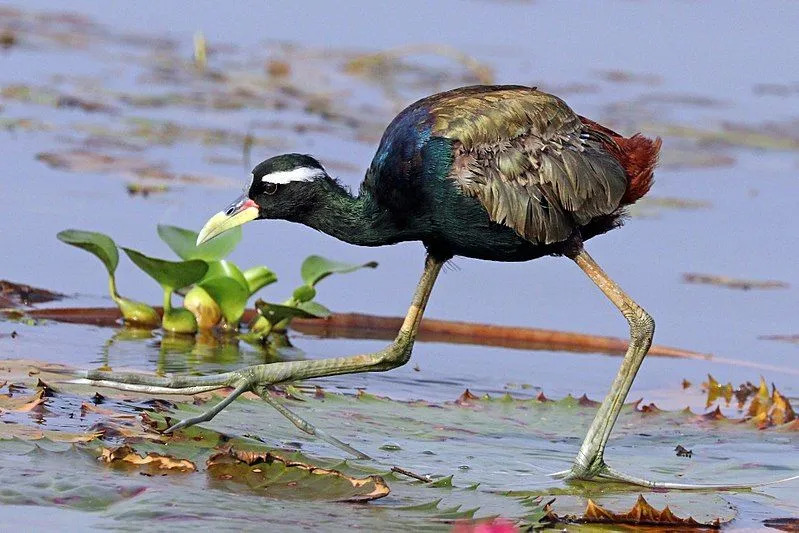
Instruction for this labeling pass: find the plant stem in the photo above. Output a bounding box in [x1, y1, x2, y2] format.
[162, 288, 173, 313]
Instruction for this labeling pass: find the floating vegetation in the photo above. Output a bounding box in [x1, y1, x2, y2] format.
[57, 224, 376, 338]
[683, 273, 789, 291]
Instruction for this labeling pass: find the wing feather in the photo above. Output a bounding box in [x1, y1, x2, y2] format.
[442, 87, 628, 244]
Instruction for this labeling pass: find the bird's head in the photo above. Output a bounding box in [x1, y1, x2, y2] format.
[196, 153, 332, 245]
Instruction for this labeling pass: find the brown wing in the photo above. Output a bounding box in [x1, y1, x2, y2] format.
[435, 87, 628, 245]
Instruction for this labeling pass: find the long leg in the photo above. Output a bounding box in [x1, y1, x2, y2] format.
[563, 247, 655, 480]
[548, 248, 799, 489]
[75, 255, 444, 453]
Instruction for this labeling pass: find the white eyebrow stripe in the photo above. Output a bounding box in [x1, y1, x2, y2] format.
[262, 167, 324, 184]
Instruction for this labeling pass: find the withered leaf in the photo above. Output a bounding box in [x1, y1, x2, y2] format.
[207, 448, 389, 502]
[683, 273, 789, 291]
[0, 388, 46, 412]
[763, 517, 799, 532]
[456, 389, 479, 406]
[575, 495, 720, 528]
[99, 445, 195, 472]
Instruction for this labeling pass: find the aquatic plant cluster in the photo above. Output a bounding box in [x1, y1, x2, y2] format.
[57, 225, 376, 340]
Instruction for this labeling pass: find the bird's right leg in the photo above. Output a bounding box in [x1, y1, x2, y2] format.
[74, 255, 444, 455]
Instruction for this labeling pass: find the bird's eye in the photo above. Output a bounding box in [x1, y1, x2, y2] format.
[264, 182, 278, 195]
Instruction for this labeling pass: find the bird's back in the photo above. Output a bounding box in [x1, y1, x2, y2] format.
[363, 85, 660, 254]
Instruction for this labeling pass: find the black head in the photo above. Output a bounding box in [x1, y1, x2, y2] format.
[246, 153, 330, 220]
[196, 153, 332, 245]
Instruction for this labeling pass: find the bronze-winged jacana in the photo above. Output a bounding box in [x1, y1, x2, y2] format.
[82, 85, 678, 486]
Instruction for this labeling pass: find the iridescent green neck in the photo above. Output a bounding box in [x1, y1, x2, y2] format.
[302, 180, 414, 246]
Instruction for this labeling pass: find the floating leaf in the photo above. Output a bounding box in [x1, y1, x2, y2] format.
[255, 300, 318, 323]
[157, 223, 241, 262]
[683, 273, 789, 290]
[297, 300, 331, 318]
[300, 255, 377, 287]
[206, 448, 389, 502]
[122, 248, 208, 290]
[572, 495, 721, 528]
[99, 445, 196, 472]
[57, 229, 119, 274]
[0, 388, 46, 412]
[243, 266, 277, 295]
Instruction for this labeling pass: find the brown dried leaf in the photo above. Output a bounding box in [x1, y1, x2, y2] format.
[0, 388, 46, 412]
[578, 495, 720, 528]
[770, 387, 796, 425]
[99, 445, 195, 472]
[0, 279, 64, 307]
[207, 448, 389, 502]
[456, 389, 480, 406]
[764, 518, 799, 531]
[748, 377, 771, 427]
[703, 374, 733, 407]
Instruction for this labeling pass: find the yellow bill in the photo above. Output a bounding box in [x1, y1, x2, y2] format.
[196, 195, 260, 245]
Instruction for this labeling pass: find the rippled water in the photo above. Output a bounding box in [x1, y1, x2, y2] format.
[1, 1, 798, 529]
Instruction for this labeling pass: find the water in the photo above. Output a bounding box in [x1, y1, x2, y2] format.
[1, 1, 798, 529]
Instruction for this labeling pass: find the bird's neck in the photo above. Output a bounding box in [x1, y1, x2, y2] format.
[301, 181, 409, 246]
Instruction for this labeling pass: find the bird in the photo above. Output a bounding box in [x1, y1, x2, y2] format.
[84, 85, 667, 486]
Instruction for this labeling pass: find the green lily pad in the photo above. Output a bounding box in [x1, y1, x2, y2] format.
[243, 266, 277, 295]
[57, 229, 119, 275]
[157, 223, 241, 262]
[122, 248, 208, 290]
[300, 255, 377, 287]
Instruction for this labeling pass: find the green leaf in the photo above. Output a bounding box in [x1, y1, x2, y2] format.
[297, 300, 331, 317]
[292, 284, 316, 303]
[255, 300, 318, 324]
[57, 229, 119, 275]
[203, 260, 248, 288]
[243, 266, 277, 295]
[157, 224, 241, 261]
[200, 279, 250, 326]
[122, 248, 208, 290]
[195, 261, 249, 326]
[300, 255, 377, 287]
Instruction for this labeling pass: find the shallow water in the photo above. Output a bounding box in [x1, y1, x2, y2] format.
[1, 1, 798, 529]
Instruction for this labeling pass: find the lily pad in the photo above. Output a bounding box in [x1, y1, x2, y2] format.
[206, 448, 389, 502]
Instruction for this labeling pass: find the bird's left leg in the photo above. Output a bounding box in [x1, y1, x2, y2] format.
[72, 255, 444, 457]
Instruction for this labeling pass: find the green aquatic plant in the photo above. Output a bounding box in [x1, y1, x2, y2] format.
[121, 248, 208, 334]
[56, 230, 160, 327]
[57, 225, 376, 341]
